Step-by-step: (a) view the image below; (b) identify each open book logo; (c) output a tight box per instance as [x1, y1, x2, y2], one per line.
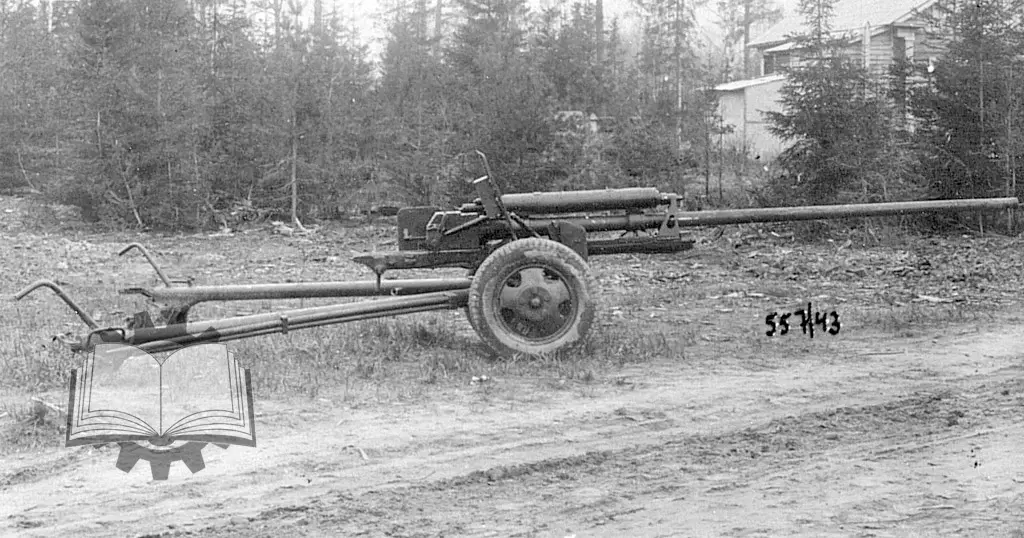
[66, 343, 256, 480]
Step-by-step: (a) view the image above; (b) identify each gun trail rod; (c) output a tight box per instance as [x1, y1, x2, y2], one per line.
[127, 290, 469, 354]
[122, 278, 472, 306]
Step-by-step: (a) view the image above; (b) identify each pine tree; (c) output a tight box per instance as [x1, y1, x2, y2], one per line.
[910, 0, 1024, 211]
[444, 0, 553, 194]
[69, 0, 209, 228]
[376, 3, 457, 204]
[0, 2, 70, 195]
[764, 0, 920, 205]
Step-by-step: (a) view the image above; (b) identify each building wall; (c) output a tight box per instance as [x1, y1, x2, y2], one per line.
[717, 77, 788, 161]
[910, 19, 947, 64]
[868, 27, 896, 75]
[718, 92, 745, 137]
[742, 78, 788, 160]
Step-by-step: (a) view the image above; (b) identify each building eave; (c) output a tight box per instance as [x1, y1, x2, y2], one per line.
[713, 74, 788, 92]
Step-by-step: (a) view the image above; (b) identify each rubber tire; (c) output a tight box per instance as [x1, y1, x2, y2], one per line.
[465, 305, 479, 332]
[464, 269, 479, 334]
[468, 238, 597, 357]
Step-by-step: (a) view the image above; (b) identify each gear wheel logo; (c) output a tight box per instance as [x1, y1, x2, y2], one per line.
[115, 441, 228, 480]
[65, 343, 257, 480]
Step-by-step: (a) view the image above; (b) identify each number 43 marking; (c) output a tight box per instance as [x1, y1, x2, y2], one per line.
[766, 310, 841, 337]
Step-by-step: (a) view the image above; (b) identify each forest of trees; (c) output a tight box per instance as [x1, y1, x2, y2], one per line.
[0, 0, 1021, 230]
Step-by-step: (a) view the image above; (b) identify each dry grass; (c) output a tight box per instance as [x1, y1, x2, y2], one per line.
[0, 288, 683, 455]
[1, 284, 682, 400]
[846, 302, 996, 339]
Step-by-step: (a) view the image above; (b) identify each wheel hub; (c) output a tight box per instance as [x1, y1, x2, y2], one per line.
[510, 287, 554, 322]
[498, 267, 572, 338]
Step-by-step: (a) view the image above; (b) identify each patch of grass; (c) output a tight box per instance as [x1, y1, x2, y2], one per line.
[233, 312, 470, 400]
[419, 348, 478, 385]
[453, 324, 682, 401]
[584, 326, 676, 364]
[2, 289, 682, 410]
[685, 283, 756, 302]
[0, 399, 67, 455]
[0, 340, 79, 393]
[0, 297, 113, 391]
[865, 302, 993, 338]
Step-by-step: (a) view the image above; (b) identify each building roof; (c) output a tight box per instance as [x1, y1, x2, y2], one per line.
[713, 74, 787, 92]
[749, 0, 938, 48]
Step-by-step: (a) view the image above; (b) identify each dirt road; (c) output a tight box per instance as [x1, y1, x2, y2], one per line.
[3, 308, 1023, 537]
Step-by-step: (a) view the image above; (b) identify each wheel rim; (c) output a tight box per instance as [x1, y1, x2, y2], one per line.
[495, 265, 576, 342]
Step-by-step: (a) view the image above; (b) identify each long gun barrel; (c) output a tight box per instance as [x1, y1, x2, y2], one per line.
[670, 197, 1018, 227]
[520, 197, 1020, 232]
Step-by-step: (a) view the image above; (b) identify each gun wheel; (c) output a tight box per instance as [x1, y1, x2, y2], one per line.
[469, 238, 597, 357]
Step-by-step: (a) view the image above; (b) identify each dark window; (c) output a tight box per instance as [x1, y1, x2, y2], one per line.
[892, 36, 908, 111]
[763, 53, 787, 75]
[893, 36, 906, 63]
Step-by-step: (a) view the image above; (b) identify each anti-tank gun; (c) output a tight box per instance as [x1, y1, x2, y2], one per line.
[15, 152, 1020, 357]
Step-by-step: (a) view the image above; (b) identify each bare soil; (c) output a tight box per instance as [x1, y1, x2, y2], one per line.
[2, 197, 1023, 537]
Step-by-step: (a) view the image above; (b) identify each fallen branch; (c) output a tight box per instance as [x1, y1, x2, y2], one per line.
[30, 397, 65, 416]
[16, 148, 38, 191]
[343, 445, 369, 460]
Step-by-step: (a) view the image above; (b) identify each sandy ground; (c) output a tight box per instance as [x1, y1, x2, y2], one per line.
[3, 307, 1023, 537]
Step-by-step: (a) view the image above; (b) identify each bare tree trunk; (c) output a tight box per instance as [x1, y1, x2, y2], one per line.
[979, 60, 985, 160]
[704, 112, 711, 198]
[417, 0, 427, 42]
[16, 147, 37, 191]
[718, 125, 725, 200]
[273, 0, 283, 45]
[742, 0, 750, 78]
[157, 68, 163, 116]
[434, 0, 443, 56]
[121, 161, 144, 227]
[211, 0, 218, 73]
[1007, 62, 1017, 232]
[290, 125, 303, 230]
[96, 110, 105, 157]
[675, 0, 685, 197]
